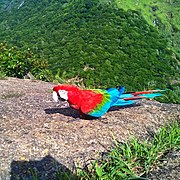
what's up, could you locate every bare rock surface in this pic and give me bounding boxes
[0,77,179,179]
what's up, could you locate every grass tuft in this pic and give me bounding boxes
[78,121,180,179]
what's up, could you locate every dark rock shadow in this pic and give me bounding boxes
[44,107,99,120]
[10,155,77,180]
[45,107,80,118]
[45,103,141,120]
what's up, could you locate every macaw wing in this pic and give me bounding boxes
[82,89,112,117]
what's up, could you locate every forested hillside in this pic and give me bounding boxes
[0,0,179,102]
[115,0,180,58]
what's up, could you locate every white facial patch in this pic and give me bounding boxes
[58,90,68,100]
[53,91,59,102]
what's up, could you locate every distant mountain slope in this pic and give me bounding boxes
[115,0,180,57]
[115,0,179,29]
[0,0,179,91]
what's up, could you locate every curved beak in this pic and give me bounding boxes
[53,91,59,102]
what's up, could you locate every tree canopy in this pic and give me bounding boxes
[0,0,179,93]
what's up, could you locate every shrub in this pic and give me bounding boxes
[0,42,53,81]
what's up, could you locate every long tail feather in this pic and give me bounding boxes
[124,89,166,96]
[140,93,163,99]
[112,89,165,107]
[112,99,137,106]
[123,93,163,100]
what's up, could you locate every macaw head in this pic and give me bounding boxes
[52,84,79,102]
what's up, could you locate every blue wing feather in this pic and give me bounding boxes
[88,87,165,117]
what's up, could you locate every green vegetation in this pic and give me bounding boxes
[0,0,179,103]
[0,42,52,81]
[115,0,179,30]
[159,85,180,104]
[77,121,180,179]
[115,0,180,58]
